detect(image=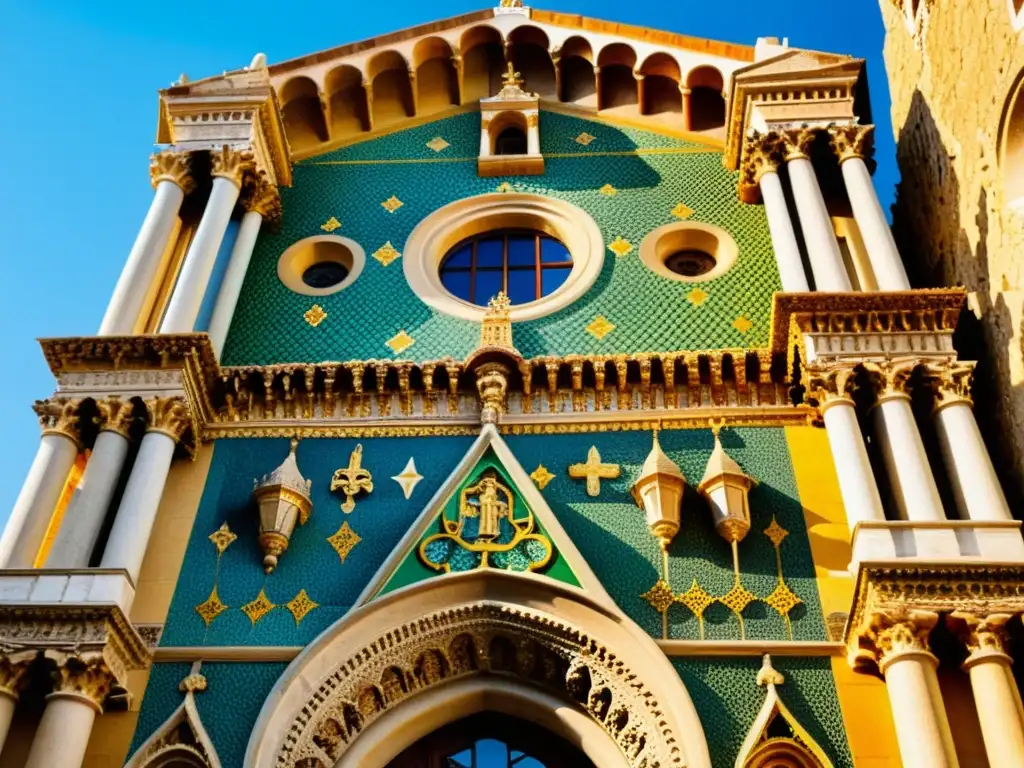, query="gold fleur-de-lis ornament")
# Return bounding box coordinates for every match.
[331,444,374,513]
